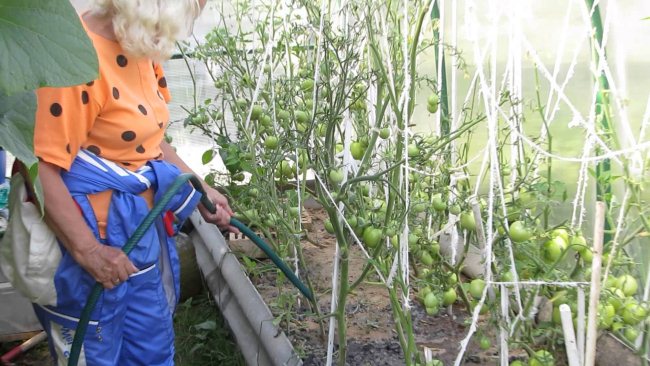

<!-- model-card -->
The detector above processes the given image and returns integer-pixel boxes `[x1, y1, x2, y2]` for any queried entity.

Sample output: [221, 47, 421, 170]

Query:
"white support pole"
[500, 285, 509, 366]
[577, 286, 586, 366]
[585, 201, 606, 366]
[560, 304, 581, 366]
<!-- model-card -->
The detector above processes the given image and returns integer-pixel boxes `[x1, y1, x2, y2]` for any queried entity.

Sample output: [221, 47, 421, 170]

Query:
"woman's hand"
[38, 161, 138, 289]
[73, 243, 139, 289]
[198, 185, 239, 233]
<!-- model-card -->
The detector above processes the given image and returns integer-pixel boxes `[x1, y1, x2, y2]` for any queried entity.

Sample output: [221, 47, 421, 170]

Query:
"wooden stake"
[585, 201, 606, 366]
[560, 304, 581, 366]
[577, 287, 586, 366]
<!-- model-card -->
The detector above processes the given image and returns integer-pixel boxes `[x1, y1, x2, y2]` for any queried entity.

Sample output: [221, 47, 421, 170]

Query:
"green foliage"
[174, 295, 245, 366]
[0, 0, 98, 94]
[0, 91, 37, 166]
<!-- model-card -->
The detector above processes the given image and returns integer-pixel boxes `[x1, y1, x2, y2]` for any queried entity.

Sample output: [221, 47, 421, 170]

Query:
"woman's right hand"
[38, 161, 138, 289]
[73, 243, 139, 289]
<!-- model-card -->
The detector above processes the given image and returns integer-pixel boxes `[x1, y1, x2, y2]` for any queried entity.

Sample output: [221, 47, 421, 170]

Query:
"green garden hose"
[68, 174, 312, 366]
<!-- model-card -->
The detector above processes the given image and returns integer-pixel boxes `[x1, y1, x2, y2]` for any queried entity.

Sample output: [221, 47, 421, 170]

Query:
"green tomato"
[408, 233, 420, 246]
[407, 144, 420, 158]
[571, 234, 588, 254]
[529, 350, 554, 366]
[508, 221, 533, 243]
[379, 128, 390, 139]
[295, 110, 309, 124]
[449, 204, 462, 215]
[442, 288, 457, 306]
[301, 79, 314, 92]
[580, 248, 593, 263]
[430, 241, 440, 256]
[425, 305, 439, 316]
[501, 270, 514, 282]
[329, 169, 345, 184]
[448, 273, 458, 286]
[431, 193, 447, 211]
[617, 274, 639, 296]
[427, 93, 439, 107]
[550, 228, 570, 245]
[622, 302, 647, 325]
[427, 102, 439, 114]
[363, 227, 383, 248]
[260, 114, 272, 126]
[424, 293, 439, 308]
[460, 212, 476, 231]
[277, 161, 294, 178]
[420, 252, 434, 266]
[251, 105, 263, 120]
[469, 279, 486, 299]
[288, 207, 300, 217]
[624, 327, 640, 343]
[335, 144, 344, 154]
[277, 109, 290, 121]
[542, 236, 566, 263]
[350, 142, 366, 160]
[478, 336, 491, 351]
[235, 98, 248, 109]
[264, 135, 279, 149]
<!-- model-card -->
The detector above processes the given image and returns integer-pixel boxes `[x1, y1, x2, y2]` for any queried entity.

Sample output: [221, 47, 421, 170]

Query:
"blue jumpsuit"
[33, 150, 201, 365]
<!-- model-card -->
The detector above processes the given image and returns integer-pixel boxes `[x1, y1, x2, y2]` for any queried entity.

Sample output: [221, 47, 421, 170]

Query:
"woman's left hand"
[198, 185, 239, 233]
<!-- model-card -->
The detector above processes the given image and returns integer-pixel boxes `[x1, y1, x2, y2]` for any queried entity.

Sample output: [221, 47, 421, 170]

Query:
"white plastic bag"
[0, 174, 60, 306]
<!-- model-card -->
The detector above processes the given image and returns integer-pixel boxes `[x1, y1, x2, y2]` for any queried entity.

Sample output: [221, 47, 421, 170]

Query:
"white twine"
[570, 136, 593, 229]
[521, 38, 622, 166]
[602, 189, 630, 286]
[454, 3, 500, 363]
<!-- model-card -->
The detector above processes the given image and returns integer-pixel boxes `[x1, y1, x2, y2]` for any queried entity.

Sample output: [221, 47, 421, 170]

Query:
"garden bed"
[246, 207, 502, 365]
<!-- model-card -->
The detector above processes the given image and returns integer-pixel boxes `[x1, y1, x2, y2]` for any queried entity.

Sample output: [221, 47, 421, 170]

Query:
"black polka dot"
[87, 145, 101, 156]
[157, 90, 163, 100]
[138, 105, 147, 115]
[136, 145, 146, 154]
[112, 87, 120, 99]
[86, 81, 94, 87]
[66, 144, 71, 154]
[116, 55, 128, 67]
[81, 91, 89, 104]
[121, 131, 136, 141]
[158, 122, 164, 129]
[50, 103, 62, 117]
[158, 77, 167, 88]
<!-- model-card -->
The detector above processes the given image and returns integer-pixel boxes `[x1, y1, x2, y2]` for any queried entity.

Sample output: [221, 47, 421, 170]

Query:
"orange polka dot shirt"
[34, 20, 172, 172]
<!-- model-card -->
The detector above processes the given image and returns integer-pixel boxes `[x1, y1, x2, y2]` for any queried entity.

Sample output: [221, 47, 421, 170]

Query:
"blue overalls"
[33, 150, 201, 366]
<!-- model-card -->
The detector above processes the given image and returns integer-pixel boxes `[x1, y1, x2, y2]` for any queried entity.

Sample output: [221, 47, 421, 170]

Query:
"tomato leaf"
[201, 149, 215, 165]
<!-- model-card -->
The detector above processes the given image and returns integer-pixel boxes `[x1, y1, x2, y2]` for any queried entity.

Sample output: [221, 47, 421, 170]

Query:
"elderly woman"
[32, 0, 231, 364]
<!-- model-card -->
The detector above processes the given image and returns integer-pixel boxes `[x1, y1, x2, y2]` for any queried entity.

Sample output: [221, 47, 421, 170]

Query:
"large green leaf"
[0, 91, 37, 166]
[0, 0, 98, 95]
[0, 91, 44, 206]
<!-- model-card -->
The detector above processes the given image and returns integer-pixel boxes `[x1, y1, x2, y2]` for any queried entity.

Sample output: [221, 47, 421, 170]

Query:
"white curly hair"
[91, 0, 202, 62]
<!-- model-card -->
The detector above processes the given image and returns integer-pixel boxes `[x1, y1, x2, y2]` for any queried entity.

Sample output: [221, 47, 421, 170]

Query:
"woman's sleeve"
[34, 82, 102, 171]
[153, 62, 172, 103]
